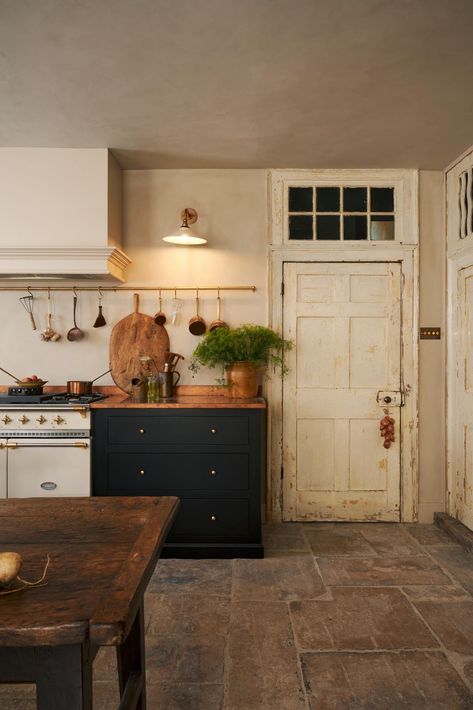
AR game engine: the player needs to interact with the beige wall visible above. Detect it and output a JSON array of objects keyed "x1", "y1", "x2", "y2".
[
  {"x1": 418, "y1": 170, "x2": 446, "y2": 522},
  {"x1": 0, "y1": 166, "x2": 446, "y2": 521},
  {"x1": 0, "y1": 169, "x2": 267, "y2": 386}
]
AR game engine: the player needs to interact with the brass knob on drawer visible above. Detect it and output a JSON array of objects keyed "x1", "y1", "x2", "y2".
[
  {"x1": 1, "y1": 415, "x2": 11, "y2": 424},
  {"x1": 210, "y1": 428, "x2": 217, "y2": 434},
  {"x1": 210, "y1": 469, "x2": 217, "y2": 476},
  {"x1": 139, "y1": 469, "x2": 145, "y2": 476},
  {"x1": 210, "y1": 515, "x2": 217, "y2": 522},
  {"x1": 139, "y1": 428, "x2": 145, "y2": 434}
]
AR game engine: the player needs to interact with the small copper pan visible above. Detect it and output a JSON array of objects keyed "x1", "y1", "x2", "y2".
[
  {"x1": 209, "y1": 290, "x2": 228, "y2": 331},
  {"x1": 189, "y1": 291, "x2": 207, "y2": 336},
  {"x1": 67, "y1": 369, "x2": 111, "y2": 395}
]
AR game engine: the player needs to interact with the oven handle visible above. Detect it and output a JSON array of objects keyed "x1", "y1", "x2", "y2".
[{"x1": 5, "y1": 441, "x2": 89, "y2": 449}]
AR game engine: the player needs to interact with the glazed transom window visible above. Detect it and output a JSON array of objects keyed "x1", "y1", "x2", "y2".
[{"x1": 288, "y1": 186, "x2": 395, "y2": 242}]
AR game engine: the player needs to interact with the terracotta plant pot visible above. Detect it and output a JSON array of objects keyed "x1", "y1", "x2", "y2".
[{"x1": 226, "y1": 361, "x2": 259, "y2": 398}]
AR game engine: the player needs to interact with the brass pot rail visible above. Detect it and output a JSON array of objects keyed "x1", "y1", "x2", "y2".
[{"x1": 0, "y1": 285, "x2": 256, "y2": 293}]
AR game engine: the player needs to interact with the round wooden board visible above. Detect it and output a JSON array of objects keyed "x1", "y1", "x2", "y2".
[{"x1": 110, "y1": 298, "x2": 170, "y2": 394}]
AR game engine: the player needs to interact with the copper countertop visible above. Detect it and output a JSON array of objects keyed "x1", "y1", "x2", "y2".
[{"x1": 90, "y1": 394, "x2": 266, "y2": 409}]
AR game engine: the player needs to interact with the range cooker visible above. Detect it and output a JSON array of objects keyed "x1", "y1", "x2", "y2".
[{"x1": 0, "y1": 393, "x2": 106, "y2": 498}]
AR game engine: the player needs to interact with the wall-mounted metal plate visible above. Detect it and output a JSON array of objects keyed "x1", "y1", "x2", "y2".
[{"x1": 420, "y1": 327, "x2": 441, "y2": 340}]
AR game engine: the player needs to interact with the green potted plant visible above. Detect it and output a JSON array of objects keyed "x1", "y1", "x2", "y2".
[{"x1": 190, "y1": 324, "x2": 293, "y2": 398}]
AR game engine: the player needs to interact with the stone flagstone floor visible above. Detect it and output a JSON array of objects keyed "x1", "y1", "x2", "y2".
[{"x1": 2, "y1": 522, "x2": 473, "y2": 708}]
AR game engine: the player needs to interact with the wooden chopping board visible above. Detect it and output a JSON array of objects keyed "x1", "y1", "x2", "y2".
[{"x1": 110, "y1": 293, "x2": 170, "y2": 394}]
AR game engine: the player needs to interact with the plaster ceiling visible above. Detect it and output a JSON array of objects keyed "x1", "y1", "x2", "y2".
[{"x1": 1, "y1": 0, "x2": 473, "y2": 170}]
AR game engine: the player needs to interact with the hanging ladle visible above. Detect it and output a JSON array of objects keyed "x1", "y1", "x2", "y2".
[
  {"x1": 67, "y1": 288, "x2": 84, "y2": 341},
  {"x1": 154, "y1": 290, "x2": 167, "y2": 326},
  {"x1": 93, "y1": 287, "x2": 106, "y2": 328},
  {"x1": 209, "y1": 289, "x2": 228, "y2": 331}
]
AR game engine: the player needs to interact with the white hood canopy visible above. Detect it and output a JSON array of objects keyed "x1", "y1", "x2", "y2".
[{"x1": 0, "y1": 148, "x2": 131, "y2": 282}]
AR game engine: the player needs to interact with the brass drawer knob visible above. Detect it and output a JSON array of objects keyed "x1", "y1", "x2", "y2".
[
  {"x1": 139, "y1": 428, "x2": 145, "y2": 434},
  {"x1": 210, "y1": 469, "x2": 217, "y2": 476},
  {"x1": 139, "y1": 469, "x2": 145, "y2": 476},
  {"x1": 210, "y1": 428, "x2": 217, "y2": 434},
  {"x1": 210, "y1": 515, "x2": 217, "y2": 522}
]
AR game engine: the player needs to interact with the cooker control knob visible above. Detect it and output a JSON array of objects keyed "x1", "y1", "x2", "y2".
[
  {"x1": 18, "y1": 415, "x2": 29, "y2": 424},
  {"x1": 54, "y1": 415, "x2": 65, "y2": 425},
  {"x1": 1, "y1": 415, "x2": 11, "y2": 424},
  {"x1": 36, "y1": 415, "x2": 47, "y2": 424}
]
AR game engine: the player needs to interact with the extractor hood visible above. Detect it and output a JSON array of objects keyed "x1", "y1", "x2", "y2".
[{"x1": 0, "y1": 148, "x2": 131, "y2": 282}]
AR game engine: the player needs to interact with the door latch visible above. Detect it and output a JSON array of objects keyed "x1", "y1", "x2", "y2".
[{"x1": 376, "y1": 391, "x2": 404, "y2": 407}]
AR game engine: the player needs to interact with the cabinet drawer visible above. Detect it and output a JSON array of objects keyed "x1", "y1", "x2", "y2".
[
  {"x1": 107, "y1": 453, "x2": 249, "y2": 491},
  {"x1": 168, "y1": 499, "x2": 249, "y2": 540},
  {"x1": 107, "y1": 416, "x2": 248, "y2": 446}
]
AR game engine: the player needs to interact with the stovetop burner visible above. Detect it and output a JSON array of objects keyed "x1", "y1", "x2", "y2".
[{"x1": 0, "y1": 392, "x2": 107, "y2": 405}]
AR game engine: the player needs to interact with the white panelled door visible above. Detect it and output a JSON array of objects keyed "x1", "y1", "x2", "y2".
[
  {"x1": 282, "y1": 262, "x2": 402, "y2": 521},
  {"x1": 454, "y1": 265, "x2": 473, "y2": 530}
]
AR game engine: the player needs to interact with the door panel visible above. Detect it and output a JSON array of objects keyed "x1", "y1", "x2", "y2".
[
  {"x1": 283, "y1": 262, "x2": 402, "y2": 521},
  {"x1": 454, "y1": 266, "x2": 473, "y2": 529}
]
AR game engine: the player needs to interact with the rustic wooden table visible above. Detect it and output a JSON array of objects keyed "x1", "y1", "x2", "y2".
[{"x1": 0, "y1": 496, "x2": 179, "y2": 710}]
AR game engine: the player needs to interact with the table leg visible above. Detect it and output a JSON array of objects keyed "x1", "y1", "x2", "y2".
[
  {"x1": 117, "y1": 601, "x2": 146, "y2": 710},
  {"x1": 35, "y1": 642, "x2": 93, "y2": 710}
]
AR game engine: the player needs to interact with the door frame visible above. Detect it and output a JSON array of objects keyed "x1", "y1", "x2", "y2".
[
  {"x1": 267, "y1": 245, "x2": 419, "y2": 522},
  {"x1": 446, "y1": 146, "x2": 473, "y2": 522}
]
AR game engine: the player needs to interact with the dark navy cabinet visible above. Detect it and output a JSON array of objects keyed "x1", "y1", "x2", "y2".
[{"x1": 92, "y1": 407, "x2": 265, "y2": 558}]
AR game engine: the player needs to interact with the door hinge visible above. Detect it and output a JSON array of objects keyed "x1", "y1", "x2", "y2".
[{"x1": 281, "y1": 281, "x2": 285, "y2": 296}]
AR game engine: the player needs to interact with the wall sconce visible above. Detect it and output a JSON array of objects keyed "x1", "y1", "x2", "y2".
[{"x1": 162, "y1": 208, "x2": 207, "y2": 245}]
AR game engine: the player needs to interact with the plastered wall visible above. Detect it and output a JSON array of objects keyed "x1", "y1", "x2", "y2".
[
  {"x1": 0, "y1": 169, "x2": 268, "y2": 386},
  {"x1": 418, "y1": 170, "x2": 446, "y2": 522},
  {"x1": 0, "y1": 166, "x2": 446, "y2": 521}
]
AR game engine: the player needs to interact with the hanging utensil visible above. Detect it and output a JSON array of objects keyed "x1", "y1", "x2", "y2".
[
  {"x1": 154, "y1": 290, "x2": 167, "y2": 326},
  {"x1": 19, "y1": 289, "x2": 37, "y2": 331},
  {"x1": 67, "y1": 288, "x2": 84, "y2": 341},
  {"x1": 93, "y1": 287, "x2": 106, "y2": 328},
  {"x1": 209, "y1": 289, "x2": 228, "y2": 331},
  {"x1": 188, "y1": 290, "x2": 207, "y2": 335},
  {"x1": 170, "y1": 289, "x2": 183, "y2": 324},
  {"x1": 41, "y1": 288, "x2": 61, "y2": 342}
]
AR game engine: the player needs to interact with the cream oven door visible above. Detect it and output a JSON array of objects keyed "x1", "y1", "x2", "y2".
[
  {"x1": 0, "y1": 441, "x2": 6, "y2": 498},
  {"x1": 6, "y1": 439, "x2": 90, "y2": 498}
]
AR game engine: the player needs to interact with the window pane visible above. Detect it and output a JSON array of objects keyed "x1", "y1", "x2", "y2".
[
  {"x1": 289, "y1": 187, "x2": 313, "y2": 212},
  {"x1": 289, "y1": 215, "x2": 313, "y2": 240},
  {"x1": 371, "y1": 187, "x2": 394, "y2": 212},
  {"x1": 316, "y1": 187, "x2": 340, "y2": 212},
  {"x1": 370, "y1": 215, "x2": 395, "y2": 241},
  {"x1": 316, "y1": 215, "x2": 340, "y2": 240},
  {"x1": 343, "y1": 187, "x2": 367, "y2": 212},
  {"x1": 344, "y1": 215, "x2": 367, "y2": 240}
]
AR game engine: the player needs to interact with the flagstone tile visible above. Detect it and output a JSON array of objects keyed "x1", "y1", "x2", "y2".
[
  {"x1": 145, "y1": 594, "x2": 230, "y2": 684},
  {"x1": 318, "y1": 555, "x2": 450, "y2": 586},
  {"x1": 290, "y1": 587, "x2": 436, "y2": 650},
  {"x1": 233, "y1": 556, "x2": 325, "y2": 601},
  {"x1": 406, "y1": 524, "x2": 460, "y2": 546},
  {"x1": 226, "y1": 601, "x2": 306, "y2": 709},
  {"x1": 357, "y1": 525, "x2": 423, "y2": 556},
  {"x1": 428, "y1": 545, "x2": 473, "y2": 595},
  {"x1": 304, "y1": 528, "x2": 377, "y2": 557},
  {"x1": 412, "y1": 599, "x2": 473, "y2": 654},
  {"x1": 149, "y1": 558, "x2": 233, "y2": 596},
  {"x1": 301, "y1": 651, "x2": 473, "y2": 709}
]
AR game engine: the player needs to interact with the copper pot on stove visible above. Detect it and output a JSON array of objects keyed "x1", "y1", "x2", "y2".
[{"x1": 67, "y1": 369, "x2": 111, "y2": 395}]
